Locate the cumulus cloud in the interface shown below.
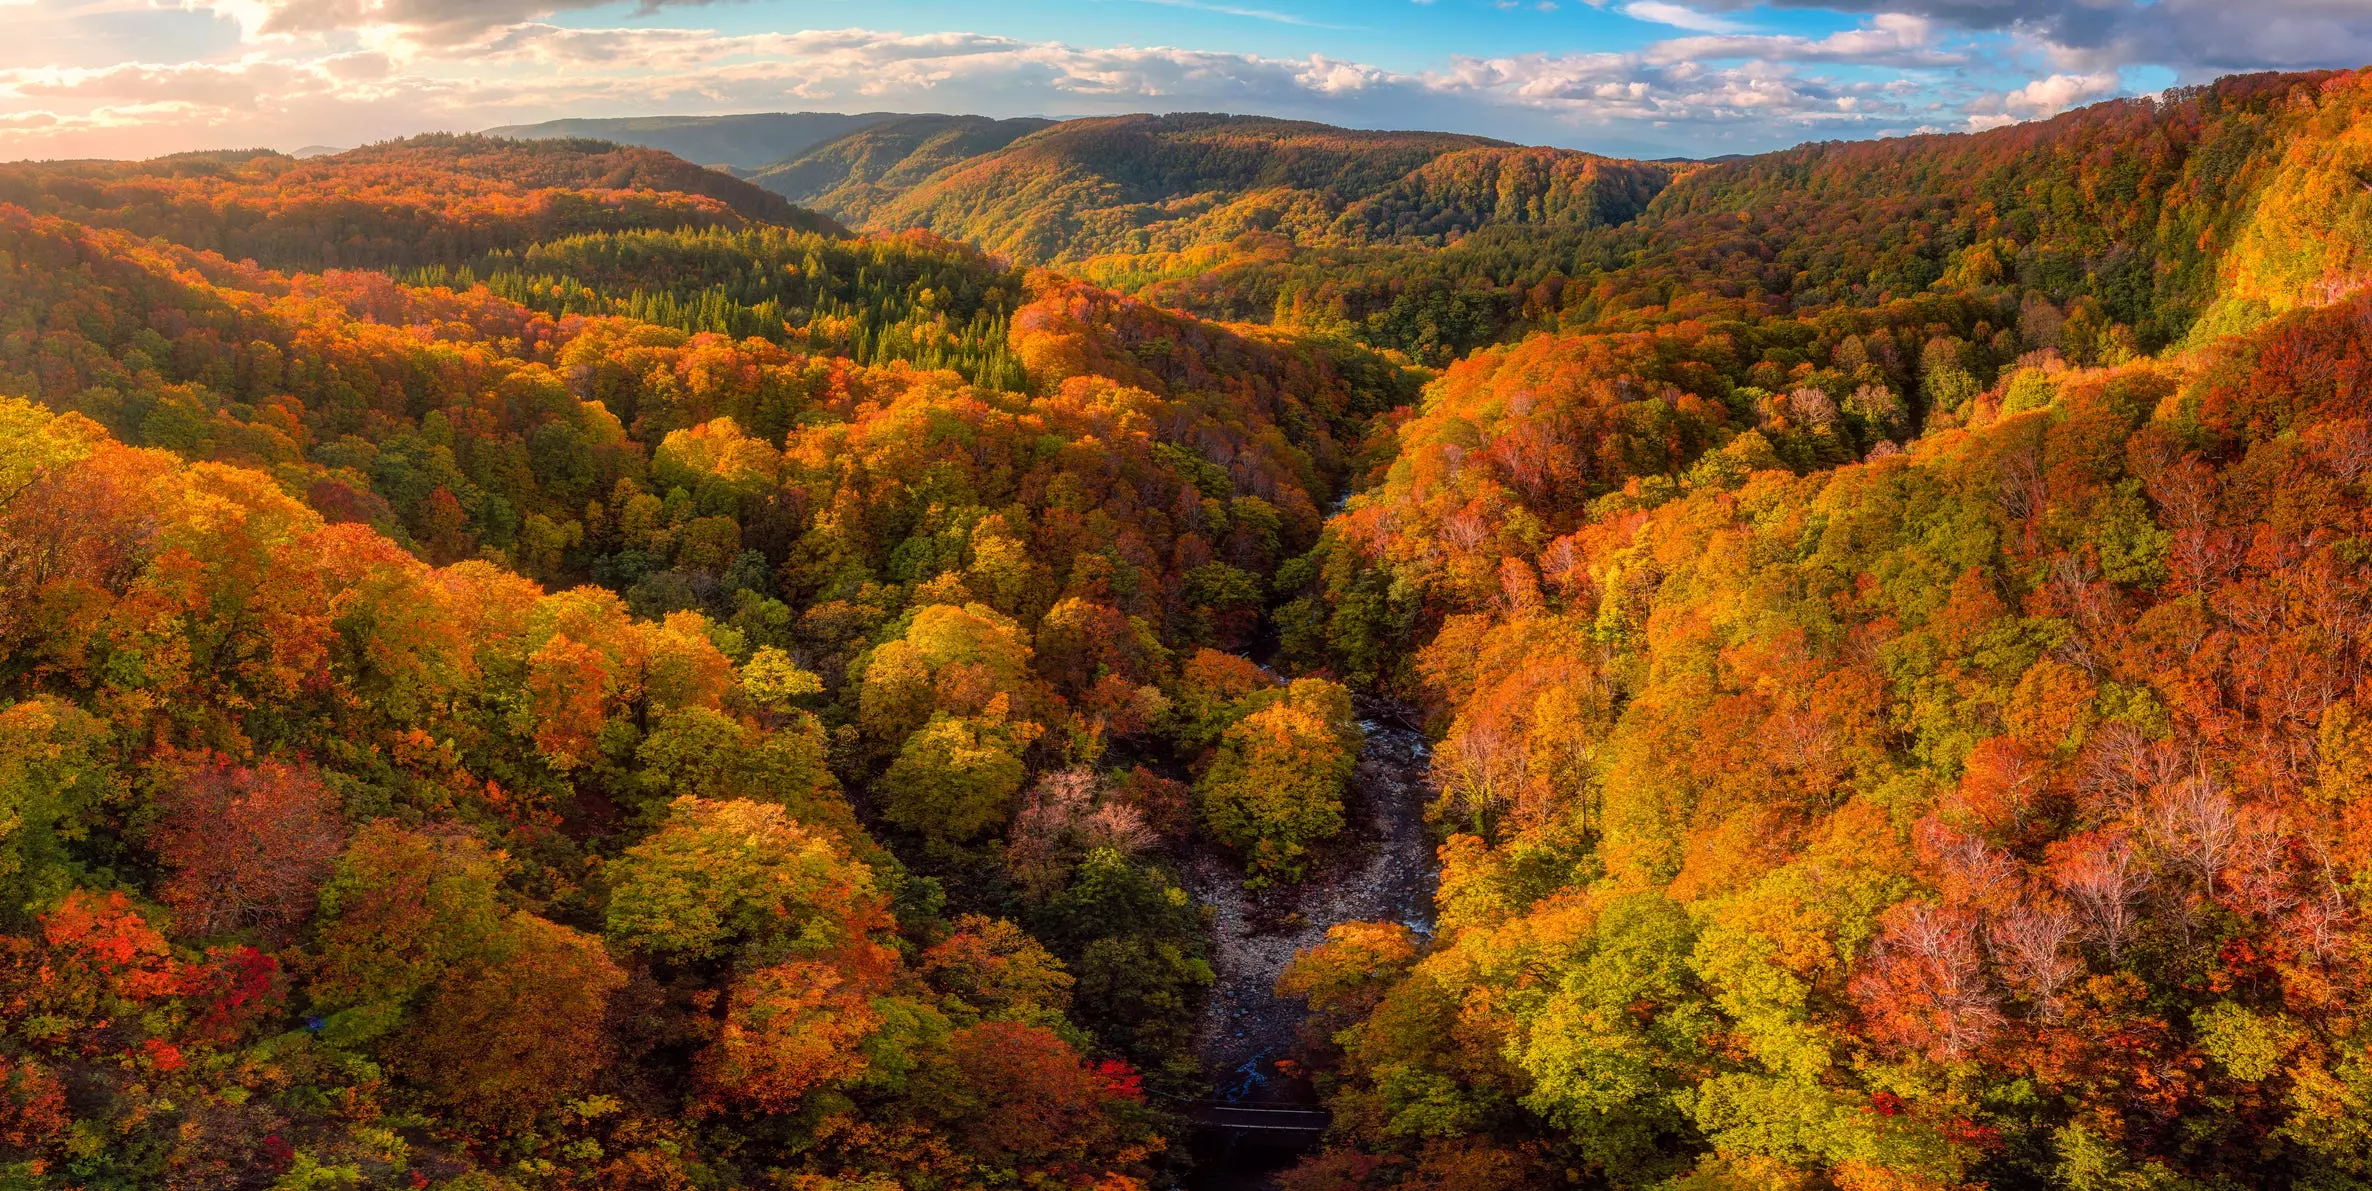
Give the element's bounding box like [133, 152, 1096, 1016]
[1962, 69, 2121, 130]
[0, 17, 1964, 161]
[0, 45, 457, 156]
[1428, 49, 1916, 128]
[1618, 2, 1749, 34]
[1645, 14, 1965, 68]
[1683, 0, 2372, 80]
[2, 0, 2346, 163]
[12, 59, 324, 110]
[180, 0, 735, 48]
[465, 28, 1404, 108]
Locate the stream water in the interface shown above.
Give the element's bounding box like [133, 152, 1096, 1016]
[1181, 698, 1440, 1185]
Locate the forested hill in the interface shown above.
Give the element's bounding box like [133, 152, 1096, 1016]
[0, 134, 845, 270]
[748, 114, 1060, 225]
[12, 64, 2372, 1191]
[481, 111, 906, 171]
[1271, 279, 2372, 1191]
[1609, 69, 2364, 340]
[778, 112, 1676, 263]
[1040, 70, 2372, 365]
[1254, 66, 2372, 1191]
[741, 73, 2372, 367]
[0, 123, 1421, 1187]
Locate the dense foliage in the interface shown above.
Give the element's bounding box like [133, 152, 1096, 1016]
[1273, 289, 2372, 1190]
[750, 116, 1060, 227]
[1261, 65, 2372, 1191]
[0, 135, 841, 271]
[398, 226, 1036, 389]
[826, 113, 1672, 265]
[11, 62, 2372, 1191]
[1046, 71, 2372, 366]
[0, 131, 1425, 1188]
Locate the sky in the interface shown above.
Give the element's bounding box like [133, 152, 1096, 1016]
[3, 0, 2371, 162]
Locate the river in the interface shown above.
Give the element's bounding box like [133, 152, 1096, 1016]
[1180, 697, 1440, 1183]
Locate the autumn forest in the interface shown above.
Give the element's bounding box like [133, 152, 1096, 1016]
[7, 65, 2372, 1191]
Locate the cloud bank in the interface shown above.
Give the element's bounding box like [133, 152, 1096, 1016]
[1, 0, 2365, 161]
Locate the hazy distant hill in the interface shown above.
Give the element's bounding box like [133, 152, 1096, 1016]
[824, 112, 1675, 263]
[479, 111, 1675, 266]
[747, 115, 1057, 225]
[1053, 71, 2371, 366]
[481, 112, 905, 170]
[0, 133, 845, 268]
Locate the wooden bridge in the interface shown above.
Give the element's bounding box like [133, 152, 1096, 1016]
[1184, 1100, 1332, 1137]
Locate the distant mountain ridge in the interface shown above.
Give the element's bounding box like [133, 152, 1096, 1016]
[473, 110, 1679, 265]
[0, 133, 846, 270]
[746, 115, 1058, 225]
[481, 112, 907, 170]
[759, 112, 1675, 263]
[451, 79, 2372, 371]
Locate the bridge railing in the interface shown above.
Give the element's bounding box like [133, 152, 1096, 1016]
[1183, 1101, 1332, 1134]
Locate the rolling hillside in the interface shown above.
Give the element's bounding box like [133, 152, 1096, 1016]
[833, 112, 1677, 262]
[13, 62, 2372, 1191]
[1618, 70, 2370, 339]
[748, 114, 1058, 224]
[0, 134, 846, 269]
[481, 111, 905, 170]
[1036, 72, 2372, 364]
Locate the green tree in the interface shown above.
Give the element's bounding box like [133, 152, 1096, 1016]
[1031, 848, 1213, 1077]
[877, 712, 1030, 845]
[0, 698, 116, 919]
[1197, 678, 1360, 883]
[604, 796, 888, 966]
[310, 824, 510, 1045]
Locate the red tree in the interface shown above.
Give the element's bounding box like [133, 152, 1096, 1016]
[153, 761, 345, 940]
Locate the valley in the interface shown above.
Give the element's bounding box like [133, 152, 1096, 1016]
[4, 61, 2372, 1191]
[1189, 700, 1437, 1095]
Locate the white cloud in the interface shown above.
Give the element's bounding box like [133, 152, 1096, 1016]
[178, 0, 735, 49]
[1121, 0, 1350, 29]
[13, 59, 324, 110]
[0, 7, 2224, 162]
[1962, 69, 2120, 130]
[1684, 0, 2372, 81]
[1427, 49, 1918, 127]
[1647, 14, 1963, 68]
[1619, 2, 1747, 34]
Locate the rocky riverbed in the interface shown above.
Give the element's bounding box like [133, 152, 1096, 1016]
[1184, 698, 1441, 1104]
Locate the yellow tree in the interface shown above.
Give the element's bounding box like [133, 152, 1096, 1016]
[1198, 678, 1360, 884]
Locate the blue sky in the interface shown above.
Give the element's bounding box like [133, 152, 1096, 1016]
[663, 1, 1877, 70]
[0, 0, 2360, 161]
